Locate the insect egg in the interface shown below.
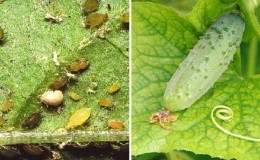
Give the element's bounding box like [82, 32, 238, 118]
[40, 90, 64, 107]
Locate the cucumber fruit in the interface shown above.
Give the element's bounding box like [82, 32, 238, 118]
[164, 14, 245, 112]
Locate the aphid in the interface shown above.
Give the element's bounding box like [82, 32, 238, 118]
[6, 126, 14, 132]
[65, 108, 91, 130]
[67, 142, 91, 149]
[150, 109, 178, 130]
[0, 146, 21, 159]
[83, 0, 99, 15]
[44, 13, 63, 23]
[68, 92, 80, 101]
[110, 142, 129, 151]
[108, 83, 120, 94]
[120, 12, 129, 23]
[164, 14, 245, 112]
[22, 144, 45, 156]
[68, 59, 89, 73]
[0, 27, 4, 42]
[91, 142, 109, 148]
[40, 90, 64, 107]
[0, 117, 5, 126]
[50, 76, 67, 90]
[22, 112, 42, 129]
[84, 13, 108, 30]
[107, 120, 124, 130]
[120, 12, 129, 30]
[2, 99, 12, 113]
[99, 99, 113, 108]
[106, 4, 111, 11]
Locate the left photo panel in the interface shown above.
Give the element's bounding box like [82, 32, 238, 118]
[0, 0, 129, 159]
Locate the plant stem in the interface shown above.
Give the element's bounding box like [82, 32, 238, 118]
[0, 130, 128, 145]
[246, 36, 258, 77]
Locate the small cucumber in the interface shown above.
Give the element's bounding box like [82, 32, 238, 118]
[164, 14, 245, 112]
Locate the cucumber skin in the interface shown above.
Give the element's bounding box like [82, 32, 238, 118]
[164, 14, 245, 112]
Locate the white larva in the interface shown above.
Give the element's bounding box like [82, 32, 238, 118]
[164, 14, 245, 112]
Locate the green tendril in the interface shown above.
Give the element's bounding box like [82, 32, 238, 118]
[211, 105, 260, 142]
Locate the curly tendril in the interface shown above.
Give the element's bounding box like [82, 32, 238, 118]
[211, 105, 260, 142]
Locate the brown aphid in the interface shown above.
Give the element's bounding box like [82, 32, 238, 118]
[0, 27, 4, 41]
[68, 59, 89, 73]
[22, 112, 42, 130]
[0, 117, 4, 126]
[83, 0, 99, 15]
[108, 83, 120, 94]
[22, 144, 45, 156]
[106, 4, 111, 11]
[68, 92, 80, 101]
[99, 99, 113, 108]
[2, 99, 12, 113]
[91, 142, 109, 148]
[0, 146, 21, 158]
[84, 13, 108, 29]
[50, 76, 67, 90]
[107, 120, 124, 130]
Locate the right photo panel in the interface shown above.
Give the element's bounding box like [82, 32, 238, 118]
[132, 0, 260, 160]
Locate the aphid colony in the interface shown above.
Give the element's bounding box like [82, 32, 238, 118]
[0, 57, 124, 131]
[82, 0, 109, 30]
[82, 0, 129, 32]
[0, 142, 129, 159]
[0, 0, 127, 131]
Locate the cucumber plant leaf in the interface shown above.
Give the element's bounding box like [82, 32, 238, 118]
[0, 0, 129, 144]
[238, 0, 260, 41]
[132, 1, 260, 160]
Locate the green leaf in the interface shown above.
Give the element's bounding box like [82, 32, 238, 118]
[132, 2, 260, 160]
[0, 0, 128, 144]
[238, 0, 260, 41]
[186, 0, 237, 33]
